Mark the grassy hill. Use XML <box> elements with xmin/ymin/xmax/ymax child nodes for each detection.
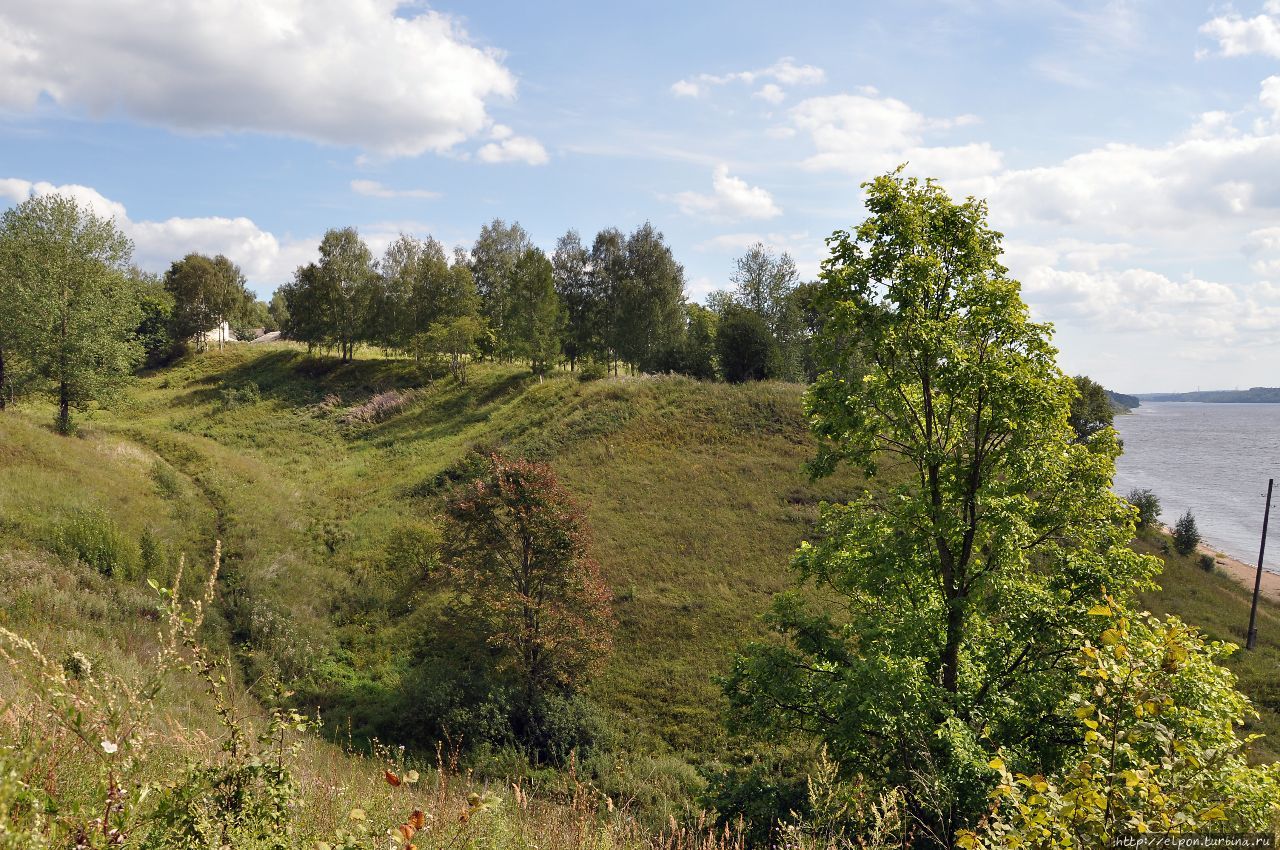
<box><xmin>2</xmin><ymin>342</ymin><xmax>1278</xmax><ymax>821</ymax></box>
<box><xmin>3</xmin><ymin>344</ymin><xmax>861</xmax><ymax>757</ymax></box>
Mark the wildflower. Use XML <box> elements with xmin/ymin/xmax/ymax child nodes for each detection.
<box><xmin>101</xmin><ymin>740</ymin><xmax>118</xmax><ymax>754</ymax></box>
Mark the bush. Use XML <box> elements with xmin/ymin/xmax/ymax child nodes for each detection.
<box><xmin>139</xmin><ymin>527</ymin><xmax>168</xmax><ymax>578</ymax></box>
<box><xmin>51</xmin><ymin>508</ymin><xmax>137</xmax><ymax>578</ymax></box>
<box><xmin>219</xmin><ymin>380</ymin><xmax>261</xmax><ymax>409</ymax></box>
<box><xmin>1173</xmin><ymin>509</ymin><xmax>1201</xmax><ymax>556</ymax></box>
<box><xmin>578</xmin><ymin>358</ymin><xmax>608</xmax><ymax>382</ymax></box>
<box><xmin>1126</xmin><ymin>488</ymin><xmax>1160</xmax><ymax>530</ymax></box>
<box><xmin>1200</xmin><ymin>553</ymin><xmax>1216</xmax><ymax>572</ymax></box>
<box><xmin>716</xmin><ymin>307</ymin><xmax>774</xmax><ymax>383</ymax></box>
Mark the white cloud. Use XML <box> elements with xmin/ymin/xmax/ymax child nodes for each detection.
<box><xmin>674</xmin><ymin>164</ymin><xmax>781</xmax><ymax>221</ymax></box>
<box><xmin>350</xmin><ymin>179</ymin><xmax>441</xmax><ymax>200</ymax></box>
<box><xmin>671</xmin><ymin>57</ymin><xmax>824</xmax><ymax>99</ymax></box>
<box><xmin>670</xmin><ymin>79</ymin><xmax>701</xmax><ymax>98</ymax></box>
<box><xmin>1201</xmin><ymin>2</ymin><xmax>1280</xmax><ymax>58</ymax></box>
<box><xmin>1</xmin><ymin>177</ymin><xmax>313</xmax><ymax>289</ymax></box>
<box><xmin>0</xmin><ymin>0</ymin><xmax>540</xmax><ymax>159</ymax></box>
<box><xmin>1017</xmin><ymin>264</ymin><xmax>1280</xmax><ymax>343</ymax></box>
<box><xmin>788</xmin><ymin>92</ymin><xmax>1001</xmax><ymax>180</ymax></box>
<box><xmin>754</xmin><ymin>84</ymin><xmax>786</xmax><ymax>105</ymax></box>
<box><xmin>476</xmin><ymin>124</ymin><xmax>549</xmax><ymax>165</ymax></box>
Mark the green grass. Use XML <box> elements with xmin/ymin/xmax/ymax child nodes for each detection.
<box><xmin>1135</xmin><ymin>532</ymin><xmax>1280</xmax><ymax>762</ymax></box>
<box><xmin>2</xmin><ymin>340</ymin><xmax>1278</xmax><ymax>778</ymax></box>
<box><xmin>13</xmin><ymin>343</ymin><xmax>856</xmax><ymax>760</ymax></box>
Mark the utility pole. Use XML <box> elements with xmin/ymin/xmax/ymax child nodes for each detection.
<box><xmin>1246</xmin><ymin>478</ymin><xmax>1274</xmax><ymax>651</ymax></box>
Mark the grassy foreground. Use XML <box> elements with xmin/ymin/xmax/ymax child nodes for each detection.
<box><xmin>1</xmin><ymin>341</ymin><xmax>1278</xmax><ymax>842</ymax></box>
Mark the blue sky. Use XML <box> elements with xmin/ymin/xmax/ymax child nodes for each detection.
<box><xmin>3</xmin><ymin>1</ymin><xmax>1280</xmax><ymax>392</ymax></box>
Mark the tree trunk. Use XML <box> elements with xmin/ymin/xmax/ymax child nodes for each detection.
<box><xmin>0</xmin><ymin>343</ymin><xmax>7</xmax><ymax>410</ymax></box>
<box><xmin>58</xmin><ymin>380</ymin><xmax>70</xmax><ymax>434</ymax></box>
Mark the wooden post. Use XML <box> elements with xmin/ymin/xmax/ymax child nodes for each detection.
<box><xmin>1247</xmin><ymin>478</ymin><xmax>1274</xmax><ymax>650</ymax></box>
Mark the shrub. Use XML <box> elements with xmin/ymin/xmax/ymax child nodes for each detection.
<box><xmin>1199</xmin><ymin>553</ymin><xmax>1216</xmax><ymax>572</ymax></box>
<box><xmin>578</xmin><ymin>358</ymin><xmax>608</xmax><ymax>382</ymax></box>
<box><xmin>219</xmin><ymin>380</ymin><xmax>261</xmax><ymax>409</ymax></box>
<box><xmin>716</xmin><ymin>307</ymin><xmax>774</xmax><ymax>383</ymax></box>
<box><xmin>139</xmin><ymin>527</ymin><xmax>168</xmax><ymax>578</ymax></box>
<box><xmin>51</xmin><ymin>508</ymin><xmax>137</xmax><ymax>579</ymax></box>
<box><xmin>1126</xmin><ymin>488</ymin><xmax>1161</xmax><ymax>530</ymax></box>
<box><xmin>1173</xmin><ymin>509</ymin><xmax>1201</xmax><ymax>556</ymax></box>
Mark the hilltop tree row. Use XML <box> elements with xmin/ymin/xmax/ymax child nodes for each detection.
<box><xmin>275</xmin><ymin>219</ymin><xmax>819</xmax><ymax>382</ymax></box>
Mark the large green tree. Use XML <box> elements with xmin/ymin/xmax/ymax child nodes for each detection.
<box><xmin>282</xmin><ymin>228</ymin><xmax>377</xmax><ymax>360</ymax></box>
<box><xmin>589</xmin><ymin>227</ymin><xmax>627</xmax><ymax>372</ymax></box>
<box><xmin>613</xmin><ymin>222</ymin><xmax>685</xmax><ymax>372</ymax></box>
<box><xmin>0</xmin><ymin>220</ymin><xmax>41</xmax><ymax>408</ymax></box>
<box><xmin>163</xmin><ymin>253</ymin><xmax>249</xmax><ymax>351</ymax></box>
<box><xmin>552</xmin><ymin>230</ymin><xmax>594</xmax><ymax>370</ymax></box>
<box><xmin>505</xmin><ymin>248</ymin><xmax>564</xmax><ymax>374</ymax></box>
<box><xmin>318</xmin><ymin>227</ymin><xmax>377</xmax><ymax>361</ymax></box>
<box><xmin>724</xmin><ymin>171</ymin><xmax>1159</xmax><ymax>845</ymax></box>
<box><xmin>730</xmin><ymin>242</ymin><xmax>804</xmax><ymax>380</ymax></box>
<box><xmin>1</xmin><ymin>195</ymin><xmax>141</xmax><ymax>433</ymax></box>
<box><xmin>472</xmin><ymin>219</ymin><xmax>533</xmax><ymax>360</ymax></box>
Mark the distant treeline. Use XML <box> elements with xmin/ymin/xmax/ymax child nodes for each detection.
<box><xmin>1138</xmin><ymin>387</ymin><xmax>1280</xmax><ymax>403</ymax></box>
<box><xmin>274</xmin><ymin>220</ymin><xmax>820</xmax><ymax>383</ymax></box>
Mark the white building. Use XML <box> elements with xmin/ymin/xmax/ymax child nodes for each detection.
<box><xmin>199</xmin><ymin>321</ymin><xmax>237</xmax><ymax>346</ymax></box>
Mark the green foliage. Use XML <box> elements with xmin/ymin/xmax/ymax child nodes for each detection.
<box><xmin>1173</xmin><ymin>510</ymin><xmax>1201</xmax><ymax>555</ymax></box>
<box><xmin>611</xmin><ymin>223</ymin><xmax>687</xmax><ymax>372</ymax></box>
<box><xmin>715</xmin><ymin>306</ymin><xmax>774</xmax><ymax>383</ymax></box>
<box><xmin>282</xmin><ymin>228</ymin><xmax>378</xmax><ymax>360</ymax></box>
<box><xmin>130</xmin><ymin>267</ymin><xmax>179</xmax><ymax>367</ymax></box>
<box><xmin>729</xmin><ymin>242</ymin><xmax>805</xmax><ymax>381</ymax></box>
<box><xmin>1199</xmin><ymin>552</ymin><xmax>1216</xmax><ymax>572</ymax></box>
<box><xmin>164</xmin><ymin>252</ymin><xmax>250</xmax><ymax>350</ymax></box>
<box><xmin>51</xmin><ymin>508</ymin><xmax>138</xmax><ymax>579</ymax></box>
<box><xmin>577</xmin><ymin>357</ymin><xmax>607</xmax><ymax>381</ymax></box>
<box><xmin>1126</xmin><ymin>488</ymin><xmax>1161</xmax><ymax>530</ymax></box>
<box><xmin>504</xmin><ymin>248</ymin><xmax>564</xmax><ymax>374</ymax></box>
<box><xmin>2</xmin><ymin>193</ymin><xmax>141</xmax><ymax>432</ymax></box>
<box><xmin>139</xmin><ymin>527</ymin><xmax>168</xmax><ymax>578</ymax></box>
<box><xmin>472</xmin><ymin>218</ymin><xmax>535</xmax><ymax>360</ymax></box>
<box><xmin>220</xmin><ymin>380</ymin><xmax>262</xmax><ymax>409</ymax></box>
<box><xmin>230</xmin><ymin>297</ymin><xmax>272</xmax><ymax>341</ymax></box>
<box><xmin>726</xmin><ymin>170</ymin><xmax>1160</xmax><ymax>845</ymax></box>
<box><xmin>962</xmin><ymin>608</ymin><xmax>1280</xmax><ymax>847</ymax></box>
<box><xmin>267</xmin><ymin>289</ymin><xmax>289</xmax><ymax>332</ymax></box>
<box><xmin>653</xmin><ymin>303</ymin><xmax>717</xmax><ymax>379</ymax></box>
<box><xmin>1068</xmin><ymin>374</ymin><xmax>1115</xmax><ymax>441</ymax></box>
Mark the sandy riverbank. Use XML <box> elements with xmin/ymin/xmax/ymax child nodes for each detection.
<box><xmin>1163</xmin><ymin>525</ymin><xmax>1280</xmax><ymax>603</ymax></box>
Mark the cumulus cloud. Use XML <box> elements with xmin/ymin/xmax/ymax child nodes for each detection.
<box><xmin>0</xmin><ymin>178</ymin><xmax>314</xmax><ymax>289</ymax></box>
<box><xmin>671</xmin><ymin>57</ymin><xmax>824</xmax><ymax>100</ymax></box>
<box><xmin>674</xmin><ymin>165</ymin><xmax>781</xmax><ymax>221</ymax></box>
<box><xmin>1201</xmin><ymin>1</ymin><xmax>1280</xmax><ymax>58</ymax></box>
<box><xmin>0</xmin><ymin>0</ymin><xmax>540</xmax><ymax>159</ymax></box>
<box><xmin>475</xmin><ymin>124</ymin><xmax>549</xmax><ymax>165</ymax></box>
<box><xmin>787</xmin><ymin>91</ymin><xmax>1000</xmax><ymax>180</ymax></box>
<box><xmin>754</xmin><ymin>84</ymin><xmax>786</xmax><ymax>105</ymax></box>
<box><xmin>350</xmin><ymin>179</ymin><xmax>441</xmax><ymax>200</ymax></box>
<box><xmin>1017</xmin><ymin>264</ymin><xmax>1280</xmax><ymax>342</ymax></box>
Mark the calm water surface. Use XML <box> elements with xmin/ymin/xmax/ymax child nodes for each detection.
<box><xmin>1112</xmin><ymin>402</ymin><xmax>1280</xmax><ymax>572</ymax></box>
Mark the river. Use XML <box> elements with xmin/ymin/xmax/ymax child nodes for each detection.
<box><xmin>1112</xmin><ymin>402</ymin><xmax>1280</xmax><ymax>572</ymax></box>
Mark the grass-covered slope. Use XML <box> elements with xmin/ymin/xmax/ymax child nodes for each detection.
<box><xmin>72</xmin><ymin>343</ymin><xmax>858</xmax><ymax>756</ymax></box>
<box><xmin>3</xmin><ymin>342</ymin><xmax>1278</xmax><ymax>769</ymax></box>
<box><xmin>1135</xmin><ymin>533</ymin><xmax>1280</xmax><ymax>761</ymax></box>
